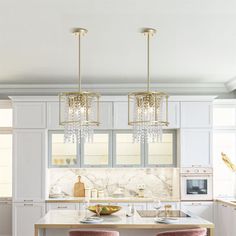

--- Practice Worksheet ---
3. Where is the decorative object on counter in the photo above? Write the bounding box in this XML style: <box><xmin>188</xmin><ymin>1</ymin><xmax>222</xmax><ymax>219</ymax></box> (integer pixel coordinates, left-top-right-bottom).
<box><xmin>91</xmin><ymin>188</ymin><xmax>98</xmax><ymax>198</ymax></box>
<box><xmin>59</xmin><ymin>27</ymin><xmax>100</xmax><ymax>143</ymax></box>
<box><xmin>126</xmin><ymin>204</ymin><xmax>135</xmax><ymax>217</ymax></box>
<box><xmin>112</xmin><ymin>188</ymin><xmax>124</xmax><ymax>198</ymax></box>
<box><xmin>221</xmin><ymin>152</ymin><xmax>236</xmax><ymax>172</ymax></box>
<box><xmin>128</xmin><ymin>28</ymin><xmax>169</xmax><ymax>143</ymax></box>
<box><xmin>153</xmin><ymin>198</ymin><xmax>162</xmax><ymax>219</ymax></box>
<box><xmin>85</xmin><ymin>188</ymin><xmax>91</xmax><ymax>198</ymax></box>
<box><xmin>88</xmin><ymin>205</ymin><xmax>121</xmax><ymax>215</ymax></box>
<box><xmin>98</xmin><ymin>190</ymin><xmax>105</xmax><ymax>198</ymax></box>
<box><xmin>137</xmin><ymin>184</ymin><xmax>145</xmax><ymax>198</ymax></box>
<box><xmin>164</xmin><ymin>204</ymin><xmax>172</xmax><ymax>218</ymax></box>
<box><xmin>74</xmin><ymin>176</ymin><xmax>85</xmax><ymax>197</ymax></box>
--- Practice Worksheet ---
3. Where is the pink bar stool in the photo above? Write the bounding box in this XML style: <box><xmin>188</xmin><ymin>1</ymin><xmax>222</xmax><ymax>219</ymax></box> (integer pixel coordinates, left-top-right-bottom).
<box><xmin>156</xmin><ymin>228</ymin><xmax>207</xmax><ymax>236</ymax></box>
<box><xmin>69</xmin><ymin>230</ymin><xmax>119</xmax><ymax>236</ymax></box>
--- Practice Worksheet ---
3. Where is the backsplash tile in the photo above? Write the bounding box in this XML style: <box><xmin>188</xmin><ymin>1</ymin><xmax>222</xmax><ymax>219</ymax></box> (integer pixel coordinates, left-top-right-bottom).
<box><xmin>48</xmin><ymin>168</ymin><xmax>180</xmax><ymax>199</ymax></box>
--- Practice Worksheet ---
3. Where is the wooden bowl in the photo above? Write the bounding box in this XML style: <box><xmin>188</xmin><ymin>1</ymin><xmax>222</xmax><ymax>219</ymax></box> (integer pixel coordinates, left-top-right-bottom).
<box><xmin>88</xmin><ymin>205</ymin><xmax>121</xmax><ymax>215</ymax></box>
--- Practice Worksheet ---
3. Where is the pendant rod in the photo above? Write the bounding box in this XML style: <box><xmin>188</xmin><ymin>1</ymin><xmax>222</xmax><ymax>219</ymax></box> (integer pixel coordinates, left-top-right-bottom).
<box><xmin>78</xmin><ymin>33</ymin><xmax>81</xmax><ymax>92</ymax></box>
<box><xmin>147</xmin><ymin>33</ymin><xmax>150</xmax><ymax>92</ymax></box>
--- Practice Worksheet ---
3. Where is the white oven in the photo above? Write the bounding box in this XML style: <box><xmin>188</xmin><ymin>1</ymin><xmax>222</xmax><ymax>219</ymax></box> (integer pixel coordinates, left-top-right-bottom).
<box><xmin>181</xmin><ymin>168</ymin><xmax>213</xmax><ymax>201</ymax></box>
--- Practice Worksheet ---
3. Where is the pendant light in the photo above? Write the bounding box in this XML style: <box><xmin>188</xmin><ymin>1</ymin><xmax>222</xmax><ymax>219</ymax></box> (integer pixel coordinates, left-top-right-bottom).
<box><xmin>128</xmin><ymin>28</ymin><xmax>169</xmax><ymax>143</ymax></box>
<box><xmin>59</xmin><ymin>28</ymin><xmax>100</xmax><ymax>143</ymax></box>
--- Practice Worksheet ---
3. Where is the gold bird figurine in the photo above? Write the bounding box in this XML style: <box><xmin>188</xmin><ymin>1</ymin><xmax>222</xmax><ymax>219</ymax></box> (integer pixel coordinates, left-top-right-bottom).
<box><xmin>221</xmin><ymin>152</ymin><xmax>236</xmax><ymax>172</ymax></box>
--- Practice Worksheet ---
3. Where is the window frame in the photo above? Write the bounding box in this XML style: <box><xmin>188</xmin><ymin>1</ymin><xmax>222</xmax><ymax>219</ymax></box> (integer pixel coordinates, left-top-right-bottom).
<box><xmin>144</xmin><ymin>129</ymin><xmax>177</xmax><ymax>167</ymax></box>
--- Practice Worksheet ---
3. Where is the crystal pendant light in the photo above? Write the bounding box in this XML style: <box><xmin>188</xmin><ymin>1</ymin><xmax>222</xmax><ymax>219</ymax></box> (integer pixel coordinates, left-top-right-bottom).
<box><xmin>59</xmin><ymin>28</ymin><xmax>100</xmax><ymax>143</ymax></box>
<box><xmin>128</xmin><ymin>28</ymin><xmax>169</xmax><ymax>143</ymax></box>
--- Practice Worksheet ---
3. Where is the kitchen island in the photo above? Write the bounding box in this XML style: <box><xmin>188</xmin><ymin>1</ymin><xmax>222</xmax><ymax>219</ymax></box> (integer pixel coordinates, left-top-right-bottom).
<box><xmin>35</xmin><ymin>210</ymin><xmax>214</xmax><ymax>236</ymax></box>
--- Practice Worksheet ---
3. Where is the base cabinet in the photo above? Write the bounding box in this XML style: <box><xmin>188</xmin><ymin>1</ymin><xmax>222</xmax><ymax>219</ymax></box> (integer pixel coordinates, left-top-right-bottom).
<box><xmin>13</xmin><ymin>203</ymin><xmax>45</xmax><ymax>236</ymax></box>
<box><xmin>46</xmin><ymin>203</ymin><xmax>78</xmax><ymax>212</ymax></box>
<box><xmin>215</xmin><ymin>203</ymin><xmax>234</xmax><ymax>236</ymax></box>
<box><xmin>0</xmin><ymin>201</ymin><xmax>12</xmax><ymax>236</ymax></box>
<box><xmin>181</xmin><ymin>202</ymin><xmax>213</xmax><ymax>222</ymax></box>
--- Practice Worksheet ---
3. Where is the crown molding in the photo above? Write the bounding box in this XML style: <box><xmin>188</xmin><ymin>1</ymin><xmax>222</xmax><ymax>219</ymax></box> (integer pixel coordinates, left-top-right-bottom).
<box><xmin>225</xmin><ymin>77</ymin><xmax>236</xmax><ymax>92</ymax></box>
<box><xmin>0</xmin><ymin>82</ymin><xmax>228</xmax><ymax>98</ymax></box>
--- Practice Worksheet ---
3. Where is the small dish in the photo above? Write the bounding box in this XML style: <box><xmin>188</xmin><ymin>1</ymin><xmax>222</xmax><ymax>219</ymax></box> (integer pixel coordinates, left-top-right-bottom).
<box><xmin>80</xmin><ymin>217</ymin><xmax>103</xmax><ymax>224</ymax></box>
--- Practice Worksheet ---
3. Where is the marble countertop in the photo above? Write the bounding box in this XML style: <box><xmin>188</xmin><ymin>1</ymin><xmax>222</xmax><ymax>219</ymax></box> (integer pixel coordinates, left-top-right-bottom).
<box><xmin>215</xmin><ymin>198</ymin><xmax>236</xmax><ymax>207</ymax></box>
<box><xmin>35</xmin><ymin>209</ymin><xmax>214</xmax><ymax>229</ymax></box>
<box><xmin>46</xmin><ymin>197</ymin><xmax>180</xmax><ymax>203</ymax></box>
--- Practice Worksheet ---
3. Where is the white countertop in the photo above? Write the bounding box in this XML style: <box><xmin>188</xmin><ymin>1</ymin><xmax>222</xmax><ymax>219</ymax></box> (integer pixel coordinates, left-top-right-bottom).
<box><xmin>46</xmin><ymin>197</ymin><xmax>180</xmax><ymax>203</ymax></box>
<box><xmin>35</xmin><ymin>209</ymin><xmax>214</xmax><ymax>229</ymax></box>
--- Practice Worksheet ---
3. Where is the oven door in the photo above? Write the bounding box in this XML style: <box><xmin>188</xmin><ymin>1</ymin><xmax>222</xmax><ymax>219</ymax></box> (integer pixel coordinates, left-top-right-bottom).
<box><xmin>181</xmin><ymin>174</ymin><xmax>213</xmax><ymax>200</ymax></box>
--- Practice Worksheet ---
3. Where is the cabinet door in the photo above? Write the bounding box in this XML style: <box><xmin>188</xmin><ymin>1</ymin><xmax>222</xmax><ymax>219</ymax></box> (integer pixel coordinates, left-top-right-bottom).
<box><xmin>46</xmin><ymin>203</ymin><xmax>77</xmax><ymax>212</ymax></box>
<box><xmin>165</xmin><ymin>102</ymin><xmax>180</xmax><ymax>129</ymax></box>
<box><xmin>96</xmin><ymin>102</ymin><xmax>113</xmax><ymax>129</ymax></box>
<box><xmin>47</xmin><ymin>102</ymin><xmax>61</xmax><ymax>130</ymax></box>
<box><xmin>217</xmin><ymin>203</ymin><xmax>232</xmax><ymax>236</ymax></box>
<box><xmin>113</xmin><ymin>102</ymin><xmax>130</xmax><ymax>129</ymax></box>
<box><xmin>181</xmin><ymin>201</ymin><xmax>213</xmax><ymax>222</ymax></box>
<box><xmin>113</xmin><ymin>131</ymin><xmax>143</xmax><ymax>167</ymax></box>
<box><xmin>231</xmin><ymin>206</ymin><xmax>236</xmax><ymax>236</ymax></box>
<box><xmin>181</xmin><ymin>102</ymin><xmax>212</xmax><ymax>128</ymax></box>
<box><xmin>13</xmin><ymin>130</ymin><xmax>45</xmax><ymax>201</ymax></box>
<box><xmin>181</xmin><ymin>129</ymin><xmax>212</xmax><ymax>167</ymax></box>
<box><xmin>0</xmin><ymin>201</ymin><xmax>12</xmax><ymax>236</ymax></box>
<box><xmin>13</xmin><ymin>203</ymin><xmax>45</xmax><ymax>236</ymax></box>
<box><xmin>13</xmin><ymin>102</ymin><xmax>46</xmax><ymax>128</ymax></box>
<box><xmin>82</xmin><ymin>131</ymin><xmax>111</xmax><ymax>167</ymax></box>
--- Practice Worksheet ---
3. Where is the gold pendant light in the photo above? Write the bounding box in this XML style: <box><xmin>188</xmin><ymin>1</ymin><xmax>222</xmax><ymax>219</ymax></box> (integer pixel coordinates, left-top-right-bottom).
<box><xmin>59</xmin><ymin>28</ymin><xmax>100</xmax><ymax>143</ymax></box>
<box><xmin>128</xmin><ymin>28</ymin><xmax>169</xmax><ymax>143</ymax></box>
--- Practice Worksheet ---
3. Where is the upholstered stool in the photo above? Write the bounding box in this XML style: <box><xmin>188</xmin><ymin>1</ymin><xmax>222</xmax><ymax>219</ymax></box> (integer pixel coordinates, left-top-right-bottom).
<box><xmin>70</xmin><ymin>230</ymin><xmax>119</xmax><ymax>236</ymax></box>
<box><xmin>156</xmin><ymin>228</ymin><xmax>207</xmax><ymax>236</ymax></box>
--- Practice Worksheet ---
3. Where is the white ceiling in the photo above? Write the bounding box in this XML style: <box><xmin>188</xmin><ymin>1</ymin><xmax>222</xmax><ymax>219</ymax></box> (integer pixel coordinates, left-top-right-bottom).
<box><xmin>0</xmin><ymin>0</ymin><xmax>236</xmax><ymax>91</ymax></box>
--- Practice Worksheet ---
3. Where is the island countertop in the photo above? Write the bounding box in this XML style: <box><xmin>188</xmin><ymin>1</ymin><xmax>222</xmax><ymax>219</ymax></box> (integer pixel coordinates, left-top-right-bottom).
<box><xmin>35</xmin><ymin>210</ymin><xmax>214</xmax><ymax>236</ymax></box>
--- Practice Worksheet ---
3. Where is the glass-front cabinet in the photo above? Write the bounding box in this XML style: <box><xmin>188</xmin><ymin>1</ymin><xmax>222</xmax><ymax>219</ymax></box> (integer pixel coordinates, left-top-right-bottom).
<box><xmin>49</xmin><ymin>131</ymin><xmax>78</xmax><ymax>167</ymax></box>
<box><xmin>81</xmin><ymin>131</ymin><xmax>111</xmax><ymax>167</ymax></box>
<box><xmin>48</xmin><ymin>130</ymin><xmax>177</xmax><ymax>168</ymax></box>
<box><xmin>113</xmin><ymin>131</ymin><xmax>143</xmax><ymax>167</ymax></box>
<box><xmin>145</xmin><ymin>130</ymin><xmax>176</xmax><ymax>167</ymax></box>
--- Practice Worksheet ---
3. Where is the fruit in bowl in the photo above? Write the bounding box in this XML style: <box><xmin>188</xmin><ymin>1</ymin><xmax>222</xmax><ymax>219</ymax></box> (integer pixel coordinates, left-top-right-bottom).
<box><xmin>88</xmin><ymin>205</ymin><xmax>121</xmax><ymax>215</ymax></box>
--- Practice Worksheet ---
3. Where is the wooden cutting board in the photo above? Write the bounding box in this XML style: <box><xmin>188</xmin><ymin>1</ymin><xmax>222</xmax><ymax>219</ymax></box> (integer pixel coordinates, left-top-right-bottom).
<box><xmin>74</xmin><ymin>176</ymin><xmax>85</xmax><ymax>197</ymax></box>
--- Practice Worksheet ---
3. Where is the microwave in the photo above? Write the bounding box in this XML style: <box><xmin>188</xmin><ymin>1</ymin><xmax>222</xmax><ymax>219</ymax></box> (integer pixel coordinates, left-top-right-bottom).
<box><xmin>181</xmin><ymin>168</ymin><xmax>213</xmax><ymax>201</ymax></box>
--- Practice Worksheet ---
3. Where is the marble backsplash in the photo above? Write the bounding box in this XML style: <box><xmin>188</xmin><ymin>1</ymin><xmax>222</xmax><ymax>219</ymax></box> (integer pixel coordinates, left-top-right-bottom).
<box><xmin>48</xmin><ymin>168</ymin><xmax>180</xmax><ymax>199</ymax></box>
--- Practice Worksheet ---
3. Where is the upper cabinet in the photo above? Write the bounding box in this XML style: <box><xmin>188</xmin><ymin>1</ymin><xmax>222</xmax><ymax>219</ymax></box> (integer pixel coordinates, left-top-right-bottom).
<box><xmin>113</xmin><ymin>101</ymin><xmax>180</xmax><ymax>130</ymax></box>
<box><xmin>13</xmin><ymin>129</ymin><xmax>45</xmax><ymax>201</ymax></box>
<box><xmin>181</xmin><ymin>102</ymin><xmax>212</xmax><ymax>128</ymax></box>
<box><xmin>113</xmin><ymin>102</ymin><xmax>130</xmax><ymax>129</ymax></box>
<box><xmin>13</xmin><ymin>102</ymin><xmax>46</xmax><ymax>128</ymax></box>
<box><xmin>46</xmin><ymin>101</ymin><xmax>113</xmax><ymax>130</ymax></box>
<box><xmin>180</xmin><ymin>129</ymin><xmax>212</xmax><ymax>167</ymax></box>
<box><xmin>166</xmin><ymin>102</ymin><xmax>180</xmax><ymax>129</ymax></box>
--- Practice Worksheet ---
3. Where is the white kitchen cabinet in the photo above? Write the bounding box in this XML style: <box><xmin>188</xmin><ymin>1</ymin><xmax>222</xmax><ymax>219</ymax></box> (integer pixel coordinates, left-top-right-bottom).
<box><xmin>231</xmin><ymin>206</ymin><xmax>236</xmax><ymax>235</ymax></box>
<box><xmin>13</xmin><ymin>130</ymin><xmax>45</xmax><ymax>202</ymax></box>
<box><xmin>181</xmin><ymin>102</ymin><xmax>212</xmax><ymax>128</ymax></box>
<box><xmin>13</xmin><ymin>102</ymin><xmax>46</xmax><ymax>128</ymax></box>
<box><xmin>113</xmin><ymin>102</ymin><xmax>130</xmax><ymax>129</ymax></box>
<box><xmin>13</xmin><ymin>203</ymin><xmax>45</xmax><ymax>236</ymax></box>
<box><xmin>47</xmin><ymin>101</ymin><xmax>113</xmax><ymax>130</ymax></box>
<box><xmin>180</xmin><ymin>129</ymin><xmax>212</xmax><ymax>167</ymax></box>
<box><xmin>46</xmin><ymin>203</ymin><xmax>78</xmax><ymax>212</ymax></box>
<box><xmin>216</xmin><ymin>203</ymin><xmax>232</xmax><ymax>236</ymax></box>
<box><xmin>0</xmin><ymin>201</ymin><xmax>12</xmax><ymax>236</ymax></box>
<box><xmin>166</xmin><ymin>102</ymin><xmax>180</xmax><ymax>128</ymax></box>
<box><xmin>47</xmin><ymin>102</ymin><xmax>62</xmax><ymax>130</ymax></box>
<box><xmin>96</xmin><ymin>102</ymin><xmax>113</xmax><ymax>129</ymax></box>
<box><xmin>181</xmin><ymin>201</ymin><xmax>213</xmax><ymax>222</ymax></box>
